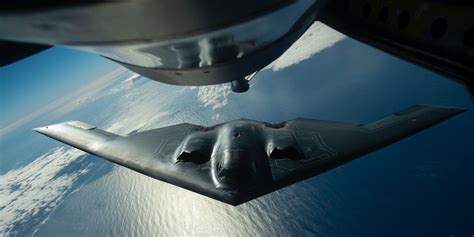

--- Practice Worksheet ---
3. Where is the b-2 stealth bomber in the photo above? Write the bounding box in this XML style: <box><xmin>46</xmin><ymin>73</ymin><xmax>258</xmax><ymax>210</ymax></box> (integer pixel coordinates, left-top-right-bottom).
<box><xmin>34</xmin><ymin>104</ymin><xmax>465</xmax><ymax>205</ymax></box>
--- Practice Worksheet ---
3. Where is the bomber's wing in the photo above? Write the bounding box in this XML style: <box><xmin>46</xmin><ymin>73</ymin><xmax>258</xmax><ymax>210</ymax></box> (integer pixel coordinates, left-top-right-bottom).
<box><xmin>33</xmin><ymin>121</ymin><xmax>237</xmax><ymax>204</ymax></box>
<box><xmin>265</xmin><ymin>104</ymin><xmax>466</xmax><ymax>193</ymax></box>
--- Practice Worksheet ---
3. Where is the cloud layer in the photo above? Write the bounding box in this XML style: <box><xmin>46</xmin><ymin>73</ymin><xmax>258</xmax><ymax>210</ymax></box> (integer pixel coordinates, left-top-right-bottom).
<box><xmin>0</xmin><ymin>147</ymin><xmax>87</xmax><ymax>235</ymax></box>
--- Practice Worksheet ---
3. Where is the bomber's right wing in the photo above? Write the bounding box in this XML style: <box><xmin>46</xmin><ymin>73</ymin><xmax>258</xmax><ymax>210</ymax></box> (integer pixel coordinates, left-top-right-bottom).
<box><xmin>33</xmin><ymin>121</ymin><xmax>241</xmax><ymax>204</ymax></box>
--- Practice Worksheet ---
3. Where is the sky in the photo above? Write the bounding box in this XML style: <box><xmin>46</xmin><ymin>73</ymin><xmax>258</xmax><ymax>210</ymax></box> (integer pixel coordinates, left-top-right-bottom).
<box><xmin>0</xmin><ymin>46</ymin><xmax>118</xmax><ymax>128</ymax></box>
<box><xmin>0</xmin><ymin>21</ymin><xmax>345</xmax><ymax>133</ymax></box>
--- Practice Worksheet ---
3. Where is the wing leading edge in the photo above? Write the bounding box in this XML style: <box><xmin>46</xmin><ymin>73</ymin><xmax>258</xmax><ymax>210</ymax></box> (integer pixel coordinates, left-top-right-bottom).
<box><xmin>34</xmin><ymin>105</ymin><xmax>466</xmax><ymax>205</ymax></box>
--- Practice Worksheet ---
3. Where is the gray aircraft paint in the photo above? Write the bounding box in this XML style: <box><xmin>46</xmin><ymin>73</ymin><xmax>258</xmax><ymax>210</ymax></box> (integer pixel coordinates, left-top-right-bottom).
<box><xmin>34</xmin><ymin>104</ymin><xmax>465</xmax><ymax>205</ymax></box>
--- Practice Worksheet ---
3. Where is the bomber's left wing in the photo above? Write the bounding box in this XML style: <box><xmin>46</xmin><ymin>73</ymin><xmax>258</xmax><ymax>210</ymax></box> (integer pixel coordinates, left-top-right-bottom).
<box><xmin>265</xmin><ymin>105</ymin><xmax>466</xmax><ymax>192</ymax></box>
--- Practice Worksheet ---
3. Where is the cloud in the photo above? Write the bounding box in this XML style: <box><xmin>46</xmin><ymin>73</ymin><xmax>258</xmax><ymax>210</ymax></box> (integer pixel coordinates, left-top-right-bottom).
<box><xmin>264</xmin><ymin>22</ymin><xmax>346</xmax><ymax>71</ymax></box>
<box><xmin>0</xmin><ymin>147</ymin><xmax>87</xmax><ymax>236</ymax></box>
<box><xmin>196</xmin><ymin>84</ymin><xmax>232</xmax><ymax>110</ymax></box>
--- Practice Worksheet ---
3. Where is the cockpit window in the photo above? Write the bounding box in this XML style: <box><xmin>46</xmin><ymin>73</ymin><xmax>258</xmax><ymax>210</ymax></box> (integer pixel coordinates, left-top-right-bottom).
<box><xmin>177</xmin><ymin>150</ymin><xmax>209</xmax><ymax>164</ymax></box>
<box><xmin>269</xmin><ymin>146</ymin><xmax>301</xmax><ymax>160</ymax></box>
<box><xmin>264</xmin><ymin>122</ymin><xmax>286</xmax><ymax>129</ymax></box>
<box><xmin>195</xmin><ymin>125</ymin><xmax>217</xmax><ymax>132</ymax></box>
